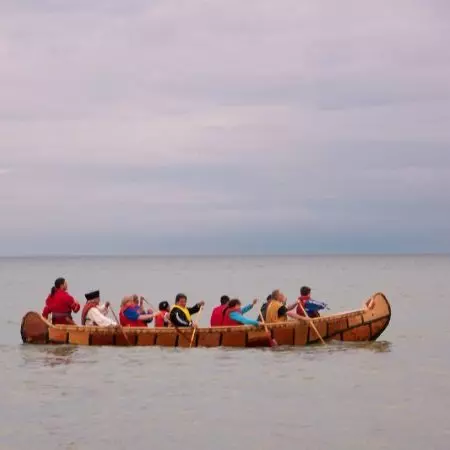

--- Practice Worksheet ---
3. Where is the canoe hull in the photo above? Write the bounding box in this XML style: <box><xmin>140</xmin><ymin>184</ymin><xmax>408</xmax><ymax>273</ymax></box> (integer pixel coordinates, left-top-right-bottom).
<box><xmin>21</xmin><ymin>292</ymin><xmax>391</xmax><ymax>347</ymax></box>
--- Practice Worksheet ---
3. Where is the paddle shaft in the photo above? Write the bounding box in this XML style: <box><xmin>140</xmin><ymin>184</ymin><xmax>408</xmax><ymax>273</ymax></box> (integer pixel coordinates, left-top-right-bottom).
<box><xmin>297</xmin><ymin>301</ymin><xmax>326</xmax><ymax>345</ymax></box>
<box><xmin>258</xmin><ymin>311</ymin><xmax>276</xmax><ymax>347</ymax></box>
<box><xmin>189</xmin><ymin>306</ymin><xmax>203</xmax><ymax>348</ymax></box>
<box><xmin>109</xmin><ymin>306</ymin><xmax>131</xmax><ymax>346</ymax></box>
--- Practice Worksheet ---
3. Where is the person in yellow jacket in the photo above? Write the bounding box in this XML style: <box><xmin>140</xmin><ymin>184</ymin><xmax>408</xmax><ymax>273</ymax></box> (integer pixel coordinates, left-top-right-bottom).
<box><xmin>265</xmin><ymin>289</ymin><xmax>298</xmax><ymax>323</ymax></box>
<box><xmin>169</xmin><ymin>293</ymin><xmax>205</xmax><ymax>327</ymax></box>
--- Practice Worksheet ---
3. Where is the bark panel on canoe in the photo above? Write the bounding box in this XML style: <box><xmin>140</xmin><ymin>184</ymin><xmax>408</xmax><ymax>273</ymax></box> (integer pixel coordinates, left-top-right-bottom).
<box><xmin>20</xmin><ymin>292</ymin><xmax>391</xmax><ymax>348</ymax></box>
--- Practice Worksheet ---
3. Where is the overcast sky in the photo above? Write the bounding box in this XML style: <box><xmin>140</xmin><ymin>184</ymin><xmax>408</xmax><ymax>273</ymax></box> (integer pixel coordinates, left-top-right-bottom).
<box><xmin>0</xmin><ymin>0</ymin><xmax>449</xmax><ymax>255</ymax></box>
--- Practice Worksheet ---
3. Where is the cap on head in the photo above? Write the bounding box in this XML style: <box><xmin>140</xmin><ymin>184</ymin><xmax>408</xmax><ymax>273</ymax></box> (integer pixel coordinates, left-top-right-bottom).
<box><xmin>85</xmin><ymin>290</ymin><xmax>100</xmax><ymax>301</ymax></box>
<box><xmin>220</xmin><ymin>295</ymin><xmax>230</xmax><ymax>305</ymax></box>
<box><xmin>159</xmin><ymin>301</ymin><xmax>170</xmax><ymax>311</ymax></box>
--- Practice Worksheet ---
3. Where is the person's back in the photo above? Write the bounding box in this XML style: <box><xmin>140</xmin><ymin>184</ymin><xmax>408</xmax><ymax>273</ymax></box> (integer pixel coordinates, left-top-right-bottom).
<box><xmin>210</xmin><ymin>295</ymin><xmax>229</xmax><ymax>326</ymax></box>
<box><xmin>154</xmin><ymin>301</ymin><xmax>170</xmax><ymax>328</ymax></box>
<box><xmin>42</xmin><ymin>277</ymin><xmax>80</xmax><ymax>325</ymax></box>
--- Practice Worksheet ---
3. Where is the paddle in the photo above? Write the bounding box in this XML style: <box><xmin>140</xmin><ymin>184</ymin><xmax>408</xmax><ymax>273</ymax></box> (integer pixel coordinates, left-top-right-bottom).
<box><xmin>258</xmin><ymin>311</ymin><xmax>277</xmax><ymax>347</ymax></box>
<box><xmin>109</xmin><ymin>306</ymin><xmax>131</xmax><ymax>346</ymax></box>
<box><xmin>189</xmin><ymin>306</ymin><xmax>203</xmax><ymax>348</ymax></box>
<box><xmin>297</xmin><ymin>301</ymin><xmax>326</xmax><ymax>345</ymax></box>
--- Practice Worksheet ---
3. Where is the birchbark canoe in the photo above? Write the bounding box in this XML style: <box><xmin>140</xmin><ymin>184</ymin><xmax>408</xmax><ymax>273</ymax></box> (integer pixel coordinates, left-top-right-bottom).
<box><xmin>20</xmin><ymin>292</ymin><xmax>391</xmax><ymax>347</ymax></box>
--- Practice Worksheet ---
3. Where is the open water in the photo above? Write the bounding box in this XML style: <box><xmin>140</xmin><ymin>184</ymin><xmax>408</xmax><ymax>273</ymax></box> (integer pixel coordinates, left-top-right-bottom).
<box><xmin>1</xmin><ymin>255</ymin><xmax>449</xmax><ymax>450</ymax></box>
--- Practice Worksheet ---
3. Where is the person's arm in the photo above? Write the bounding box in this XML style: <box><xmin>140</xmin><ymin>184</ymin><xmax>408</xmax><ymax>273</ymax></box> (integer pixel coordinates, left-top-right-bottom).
<box><xmin>88</xmin><ymin>308</ymin><xmax>117</xmax><ymax>327</ymax></box>
<box><xmin>240</xmin><ymin>304</ymin><xmax>254</xmax><ymax>314</ymax></box>
<box><xmin>65</xmin><ymin>293</ymin><xmax>81</xmax><ymax>313</ymax></box>
<box><xmin>97</xmin><ymin>303</ymin><xmax>110</xmax><ymax>314</ymax></box>
<box><xmin>188</xmin><ymin>303</ymin><xmax>202</xmax><ymax>315</ymax></box>
<box><xmin>287</xmin><ymin>310</ymin><xmax>304</xmax><ymax>320</ymax></box>
<box><xmin>42</xmin><ymin>305</ymin><xmax>50</xmax><ymax>319</ymax></box>
<box><xmin>229</xmin><ymin>311</ymin><xmax>259</xmax><ymax>326</ymax></box>
<box><xmin>286</xmin><ymin>302</ymin><xmax>297</xmax><ymax>312</ymax></box>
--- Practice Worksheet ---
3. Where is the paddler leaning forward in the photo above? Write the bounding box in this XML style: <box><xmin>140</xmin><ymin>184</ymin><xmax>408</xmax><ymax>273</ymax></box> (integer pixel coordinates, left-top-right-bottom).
<box><xmin>169</xmin><ymin>293</ymin><xmax>205</xmax><ymax>327</ymax></box>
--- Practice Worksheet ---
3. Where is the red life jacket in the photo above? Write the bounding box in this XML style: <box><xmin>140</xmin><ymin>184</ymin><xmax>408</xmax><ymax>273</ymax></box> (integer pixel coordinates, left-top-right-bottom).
<box><xmin>210</xmin><ymin>304</ymin><xmax>227</xmax><ymax>326</ymax></box>
<box><xmin>119</xmin><ymin>305</ymin><xmax>147</xmax><ymax>327</ymax></box>
<box><xmin>154</xmin><ymin>311</ymin><xmax>168</xmax><ymax>328</ymax></box>
<box><xmin>221</xmin><ymin>307</ymin><xmax>241</xmax><ymax>326</ymax></box>
<box><xmin>296</xmin><ymin>295</ymin><xmax>309</xmax><ymax>316</ymax></box>
<box><xmin>81</xmin><ymin>302</ymin><xmax>98</xmax><ymax>325</ymax></box>
<box><xmin>42</xmin><ymin>289</ymin><xmax>81</xmax><ymax>325</ymax></box>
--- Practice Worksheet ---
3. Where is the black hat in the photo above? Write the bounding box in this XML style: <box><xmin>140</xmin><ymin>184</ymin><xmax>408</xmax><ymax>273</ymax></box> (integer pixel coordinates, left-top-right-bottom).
<box><xmin>85</xmin><ymin>290</ymin><xmax>100</xmax><ymax>301</ymax></box>
<box><xmin>159</xmin><ymin>301</ymin><xmax>170</xmax><ymax>311</ymax></box>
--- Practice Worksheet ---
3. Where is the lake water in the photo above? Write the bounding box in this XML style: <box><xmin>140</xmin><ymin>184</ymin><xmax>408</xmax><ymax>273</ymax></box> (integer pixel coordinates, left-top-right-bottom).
<box><xmin>1</xmin><ymin>255</ymin><xmax>449</xmax><ymax>450</ymax></box>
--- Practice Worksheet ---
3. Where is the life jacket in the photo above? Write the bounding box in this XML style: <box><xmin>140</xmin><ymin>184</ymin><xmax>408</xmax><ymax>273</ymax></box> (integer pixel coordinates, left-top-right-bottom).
<box><xmin>81</xmin><ymin>302</ymin><xmax>98</xmax><ymax>325</ymax></box>
<box><xmin>221</xmin><ymin>307</ymin><xmax>241</xmax><ymax>326</ymax></box>
<box><xmin>296</xmin><ymin>295</ymin><xmax>309</xmax><ymax>317</ymax></box>
<box><xmin>265</xmin><ymin>300</ymin><xmax>287</xmax><ymax>323</ymax></box>
<box><xmin>210</xmin><ymin>304</ymin><xmax>227</xmax><ymax>326</ymax></box>
<box><xmin>119</xmin><ymin>305</ymin><xmax>147</xmax><ymax>327</ymax></box>
<box><xmin>296</xmin><ymin>296</ymin><xmax>320</xmax><ymax>318</ymax></box>
<box><xmin>170</xmin><ymin>305</ymin><xmax>192</xmax><ymax>324</ymax></box>
<box><xmin>44</xmin><ymin>290</ymin><xmax>81</xmax><ymax>325</ymax></box>
<box><xmin>154</xmin><ymin>311</ymin><xmax>169</xmax><ymax>328</ymax></box>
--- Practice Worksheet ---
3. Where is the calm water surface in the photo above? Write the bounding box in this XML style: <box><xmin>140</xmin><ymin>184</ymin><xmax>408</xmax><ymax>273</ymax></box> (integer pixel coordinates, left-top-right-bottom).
<box><xmin>1</xmin><ymin>255</ymin><xmax>450</xmax><ymax>450</ymax></box>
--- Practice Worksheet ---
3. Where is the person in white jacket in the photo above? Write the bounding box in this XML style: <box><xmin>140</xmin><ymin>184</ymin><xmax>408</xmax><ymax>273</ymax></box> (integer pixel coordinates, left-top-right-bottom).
<box><xmin>81</xmin><ymin>290</ymin><xmax>117</xmax><ymax>327</ymax></box>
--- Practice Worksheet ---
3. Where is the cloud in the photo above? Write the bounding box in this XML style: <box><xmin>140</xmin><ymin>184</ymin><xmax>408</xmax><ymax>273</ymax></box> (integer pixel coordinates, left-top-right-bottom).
<box><xmin>0</xmin><ymin>0</ymin><xmax>449</xmax><ymax>254</ymax></box>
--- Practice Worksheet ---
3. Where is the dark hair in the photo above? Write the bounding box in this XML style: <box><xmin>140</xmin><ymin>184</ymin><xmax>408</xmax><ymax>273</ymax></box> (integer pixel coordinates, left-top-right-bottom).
<box><xmin>300</xmin><ymin>286</ymin><xmax>311</xmax><ymax>296</ymax></box>
<box><xmin>159</xmin><ymin>301</ymin><xmax>170</xmax><ymax>311</ymax></box>
<box><xmin>50</xmin><ymin>277</ymin><xmax>65</xmax><ymax>297</ymax></box>
<box><xmin>175</xmin><ymin>293</ymin><xmax>187</xmax><ymax>303</ymax></box>
<box><xmin>220</xmin><ymin>295</ymin><xmax>230</xmax><ymax>305</ymax></box>
<box><xmin>222</xmin><ymin>298</ymin><xmax>241</xmax><ymax>318</ymax></box>
<box><xmin>266</xmin><ymin>294</ymin><xmax>272</xmax><ymax>302</ymax></box>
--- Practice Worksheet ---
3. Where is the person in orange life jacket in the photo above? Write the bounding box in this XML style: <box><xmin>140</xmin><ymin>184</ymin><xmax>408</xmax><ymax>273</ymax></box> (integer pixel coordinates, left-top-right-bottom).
<box><xmin>169</xmin><ymin>293</ymin><xmax>205</xmax><ymax>327</ymax></box>
<box><xmin>296</xmin><ymin>286</ymin><xmax>328</xmax><ymax>318</ymax></box>
<box><xmin>265</xmin><ymin>289</ymin><xmax>298</xmax><ymax>323</ymax></box>
<box><xmin>42</xmin><ymin>277</ymin><xmax>81</xmax><ymax>325</ymax></box>
<box><xmin>154</xmin><ymin>301</ymin><xmax>170</xmax><ymax>328</ymax></box>
<box><xmin>222</xmin><ymin>298</ymin><xmax>260</xmax><ymax>326</ymax></box>
<box><xmin>210</xmin><ymin>295</ymin><xmax>230</xmax><ymax>326</ymax></box>
<box><xmin>81</xmin><ymin>290</ymin><xmax>117</xmax><ymax>327</ymax></box>
<box><xmin>119</xmin><ymin>295</ymin><xmax>156</xmax><ymax>327</ymax></box>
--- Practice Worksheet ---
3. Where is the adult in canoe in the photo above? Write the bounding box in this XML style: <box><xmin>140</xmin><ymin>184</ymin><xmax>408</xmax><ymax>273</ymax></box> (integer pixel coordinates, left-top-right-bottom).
<box><xmin>265</xmin><ymin>290</ymin><xmax>297</xmax><ymax>323</ymax></box>
<box><xmin>119</xmin><ymin>295</ymin><xmax>156</xmax><ymax>327</ymax></box>
<box><xmin>210</xmin><ymin>295</ymin><xmax>230</xmax><ymax>326</ymax></box>
<box><xmin>42</xmin><ymin>277</ymin><xmax>81</xmax><ymax>325</ymax></box>
<box><xmin>81</xmin><ymin>290</ymin><xmax>117</xmax><ymax>327</ymax></box>
<box><xmin>222</xmin><ymin>298</ymin><xmax>259</xmax><ymax>326</ymax></box>
<box><xmin>170</xmin><ymin>293</ymin><xmax>205</xmax><ymax>327</ymax></box>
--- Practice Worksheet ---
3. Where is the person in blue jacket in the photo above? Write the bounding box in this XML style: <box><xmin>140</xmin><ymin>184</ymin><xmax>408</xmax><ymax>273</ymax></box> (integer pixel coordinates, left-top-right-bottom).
<box><xmin>222</xmin><ymin>298</ymin><xmax>259</xmax><ymax>326</ymax></box>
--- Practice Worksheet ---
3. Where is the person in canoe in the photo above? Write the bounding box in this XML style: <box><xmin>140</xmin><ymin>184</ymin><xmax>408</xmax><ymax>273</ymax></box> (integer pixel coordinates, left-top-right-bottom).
<box><xmin>42</xmin><ymin>277</ymin><xmax>81</xmax><ymax>325</ymax></box>
<box><xmin>210</xmin><ymin>295</ymin><xmax>230</xmax><ymax>326</ymax></box>
<box><xmin>169</xmin><ymin>293</ymin><xmax>205</xmax><ymax>327</ymax></box>
<box><xmin>265</xmin><ymin>289</ymin><xmax>298</xmax><ymax>323</ymax></box>
<box><xmin>154</xmin><ymin>301</ymin><xmax>171</xmax><ymax>328</ymax></box>
<box><xmin>81</xmin><ymin>290</ymin><xmax>117</xmax><ymax>327</ymax></box>
<box><xmin>297</xmin><ymin>286</ymin><xmax>329</xmax><ymax>318</ymax></box>
<box><xmin>119</xmin><ymin>295</ymin><xmax>156</xmax><ymax>327</ymax></box>
<box><xmin>257</xmin><ymin>294</ymin><xmax>272</xmax><ymax>322</ymax></box>
<box><xmin>222</xmin><ymin>298</ymin><xmax>260</xmax><ymax>326</ymax></box>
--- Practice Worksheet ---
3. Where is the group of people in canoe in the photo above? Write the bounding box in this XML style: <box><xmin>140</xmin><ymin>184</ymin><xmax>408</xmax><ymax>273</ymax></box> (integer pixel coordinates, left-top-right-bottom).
<box><xmin>41</xmin><ymin>277</ymin><xmax>329</xmax><ymax>329</ymax></box>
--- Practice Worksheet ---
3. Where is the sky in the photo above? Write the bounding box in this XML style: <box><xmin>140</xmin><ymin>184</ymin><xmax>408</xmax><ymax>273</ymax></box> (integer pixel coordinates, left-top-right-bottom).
<box><xmin>0</xmin><ymin>0</ymin><xmax>449</xmax><ymax>255</ymax></box>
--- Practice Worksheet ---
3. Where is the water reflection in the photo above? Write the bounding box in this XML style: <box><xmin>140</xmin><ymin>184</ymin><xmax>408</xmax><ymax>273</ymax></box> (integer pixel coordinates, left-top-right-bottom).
<box><xmin>21</xmin><ymin>345</ymin><xmax>79</xmax><ymax>367</ymax></box>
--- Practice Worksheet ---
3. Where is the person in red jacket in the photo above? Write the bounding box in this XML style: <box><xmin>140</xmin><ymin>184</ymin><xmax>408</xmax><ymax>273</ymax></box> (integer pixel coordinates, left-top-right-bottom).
<box><xmin>222</xmin><ymin>298</ymin><xmax>259</xmax><ymax>326</ymax></box>
<box><xmin>42</xmin><ymin>277</ymin><xmax>81</xmax><ymax>325</ymax></box>
<box><xmin>154</xmin><ymin>301</ymin><xmax>170</xmax><ymax>328</ymax></box>
<box><xmin>119</xmin><ymin>295</ymin><xmax>156</xmax><ymax>327</ymax></box>
<box><xmin>210</xmin><ymin>295</ymin><xmax>230</xmax><ymax>326</ymax></box>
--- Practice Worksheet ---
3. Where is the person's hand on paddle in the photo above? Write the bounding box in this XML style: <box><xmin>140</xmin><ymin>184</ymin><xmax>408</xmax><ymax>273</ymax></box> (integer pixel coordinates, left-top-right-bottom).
<box><xmin>252</xmin><ymin>298</ymin><xmax>258</xmax><ymax>306</ymax></box>
<box><xmin>198</xmin><ymin>300</ymin><xmax>205</xmax><ymax>307</ymax></box>
<box><xmin>105</xmin><ymin>301</ymin><xmax>110</xmax><ymax>308</ymax></box>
